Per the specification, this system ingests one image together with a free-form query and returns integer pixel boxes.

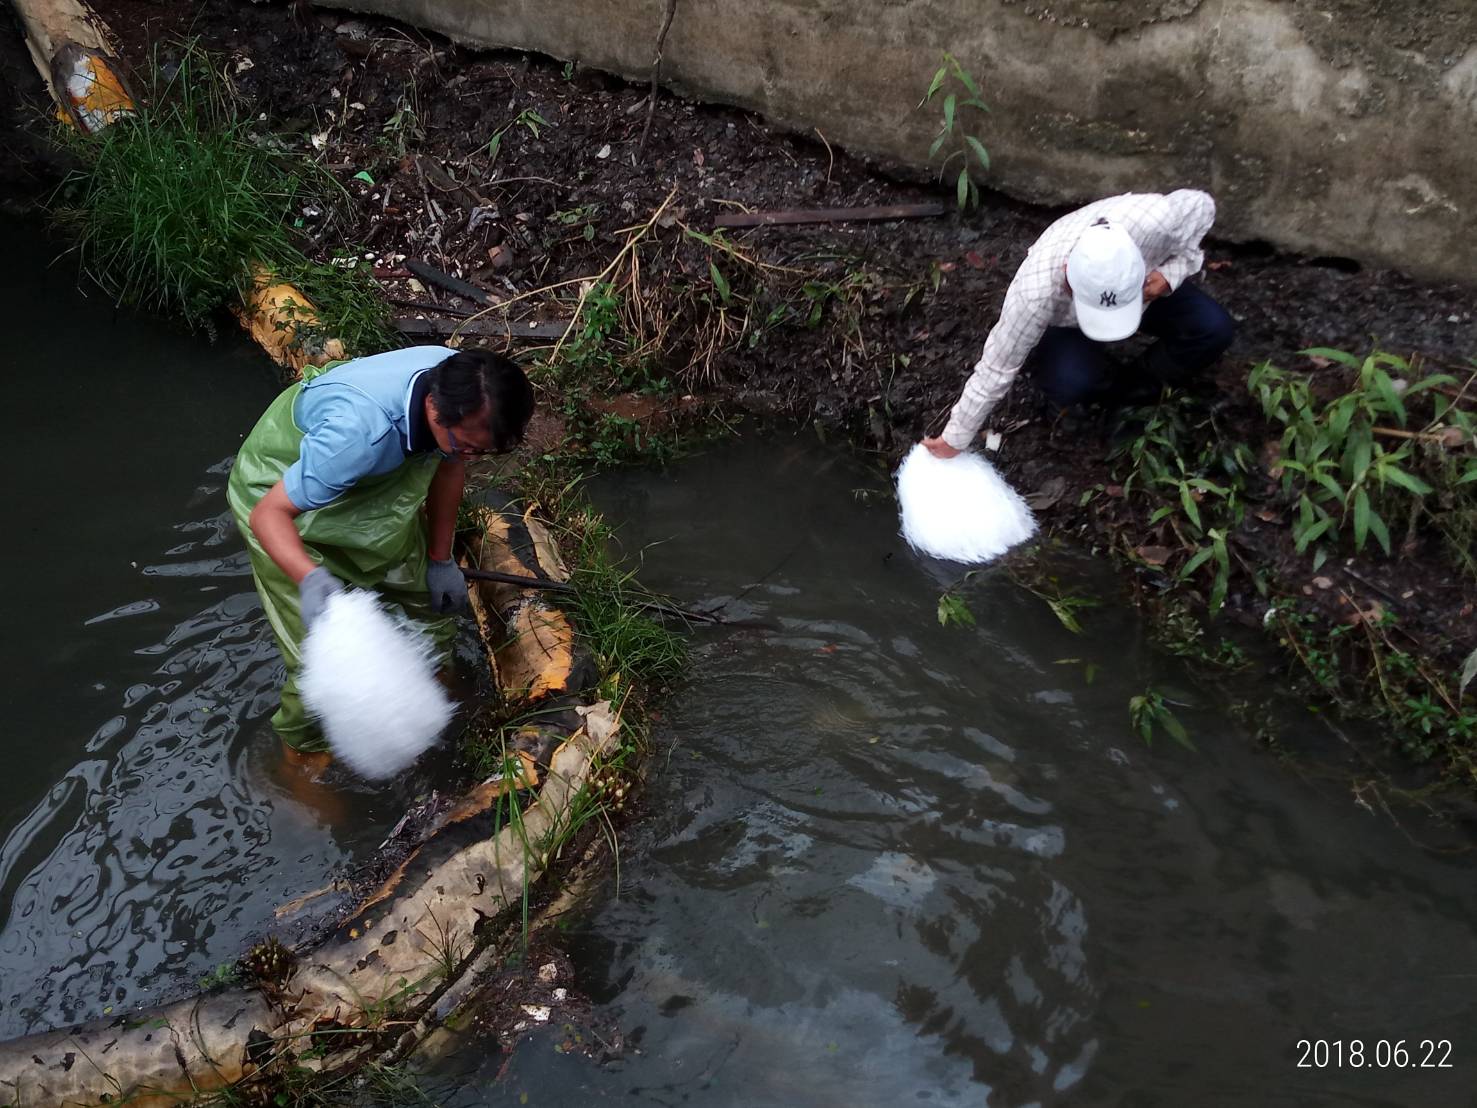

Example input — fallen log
[713,202,947,229]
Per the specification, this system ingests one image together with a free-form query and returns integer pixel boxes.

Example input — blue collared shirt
[283,346,455,511]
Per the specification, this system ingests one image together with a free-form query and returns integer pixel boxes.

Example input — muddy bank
[69,0,1477,785]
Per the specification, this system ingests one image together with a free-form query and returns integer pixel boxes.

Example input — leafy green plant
[484,105,555,166]
[919,52,990,210]
[563,517,688,690]
[1128,688,1194,750]
[1153,600,1248,669]
[54,41,395,352]
[548,203,601,243]
[937,592,975,628]
[1249,349,1460,565]
[198,961,240,991]
[1005,564,1100,634]
[379,88,424,157]
[517,108,551,138]
[1267,600,1477,770]
[1113,393,1251,614]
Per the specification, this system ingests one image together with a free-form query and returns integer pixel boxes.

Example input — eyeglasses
[445,426,495,457]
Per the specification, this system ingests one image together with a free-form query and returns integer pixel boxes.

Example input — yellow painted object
[237,265,348,374]
[52,43,133,130]
[467,507,577,700]
[13,0,134,133]
[16,1,350,372]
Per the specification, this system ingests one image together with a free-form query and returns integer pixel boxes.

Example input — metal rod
[713,202,947,229]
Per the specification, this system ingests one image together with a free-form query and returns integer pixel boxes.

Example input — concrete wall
[325,0,1477,283]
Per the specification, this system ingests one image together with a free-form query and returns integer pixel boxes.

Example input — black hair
[428,349,535,452]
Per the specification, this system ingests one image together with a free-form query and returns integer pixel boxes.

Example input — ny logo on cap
[1099,291,1118,307]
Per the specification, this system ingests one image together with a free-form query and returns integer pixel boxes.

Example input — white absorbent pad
[299,590,455,780]
[895,444,1037,564]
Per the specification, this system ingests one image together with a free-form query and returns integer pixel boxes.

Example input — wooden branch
[713,202,947,229]
[637,0,679,160]
[1372,425,1467,446]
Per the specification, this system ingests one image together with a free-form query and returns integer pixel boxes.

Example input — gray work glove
[299,567,344,633]
[427,558,470,615]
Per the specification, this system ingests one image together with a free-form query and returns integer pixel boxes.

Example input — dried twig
[549,188,679,363]
[637,0,679,160]
[815,128,834,187]
[450,189,678,347]
[676,221,805,275]
[1372,426,1465,445]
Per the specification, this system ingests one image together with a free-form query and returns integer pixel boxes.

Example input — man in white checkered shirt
[923,189,1233,458]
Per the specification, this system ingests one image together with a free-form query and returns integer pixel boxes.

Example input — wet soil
[76,0,1477,780]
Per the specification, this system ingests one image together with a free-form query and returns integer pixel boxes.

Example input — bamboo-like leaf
[943,93,957,135]
[919,63,948,107]
[956,168,970,210]
[1160,709,1196,751]
[1210,533,1230,613]
[1367,507,1391,555]
[1300,346,1362,369]
[708,260,731,304]
[1349,435,1372,483]
[1328,398,1353,443]
[1312,472,1346,502]
[1404,373,1457,395]
[1178,482,1202,531]
[1180,545,1215,579]
[928,130,949,159]
[1382,465,1433,496]
[1460,645,1477,699]
[1047,599,1087,635]
[1294,516,1334,553]
[1352,487,1371,549]
[965,135,991,171]
[950,55,983,100]
[1371,369,1407,425]
[937,593,975,628]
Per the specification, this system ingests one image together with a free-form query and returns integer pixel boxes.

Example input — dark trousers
[1031,281,1234,410]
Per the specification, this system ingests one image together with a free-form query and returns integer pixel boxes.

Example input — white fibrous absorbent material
[299,589,454,780]
[895,444,1037,564]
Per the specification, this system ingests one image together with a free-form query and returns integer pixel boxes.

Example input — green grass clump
[53,42,395,354]
[561,512,688,695]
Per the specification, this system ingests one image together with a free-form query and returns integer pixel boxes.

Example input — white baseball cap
[1066,219,1146,341]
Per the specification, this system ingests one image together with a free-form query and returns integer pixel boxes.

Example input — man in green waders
[227,346,534,769]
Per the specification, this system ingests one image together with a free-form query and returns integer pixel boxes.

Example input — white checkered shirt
[941,190,1217,449]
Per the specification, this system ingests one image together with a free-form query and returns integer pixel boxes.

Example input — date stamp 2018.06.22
[1295,1040,1452,1070]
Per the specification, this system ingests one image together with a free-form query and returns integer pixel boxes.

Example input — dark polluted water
[0,222,441,1036]
[3,218,1475,1105]
[427,439,1477,1107]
